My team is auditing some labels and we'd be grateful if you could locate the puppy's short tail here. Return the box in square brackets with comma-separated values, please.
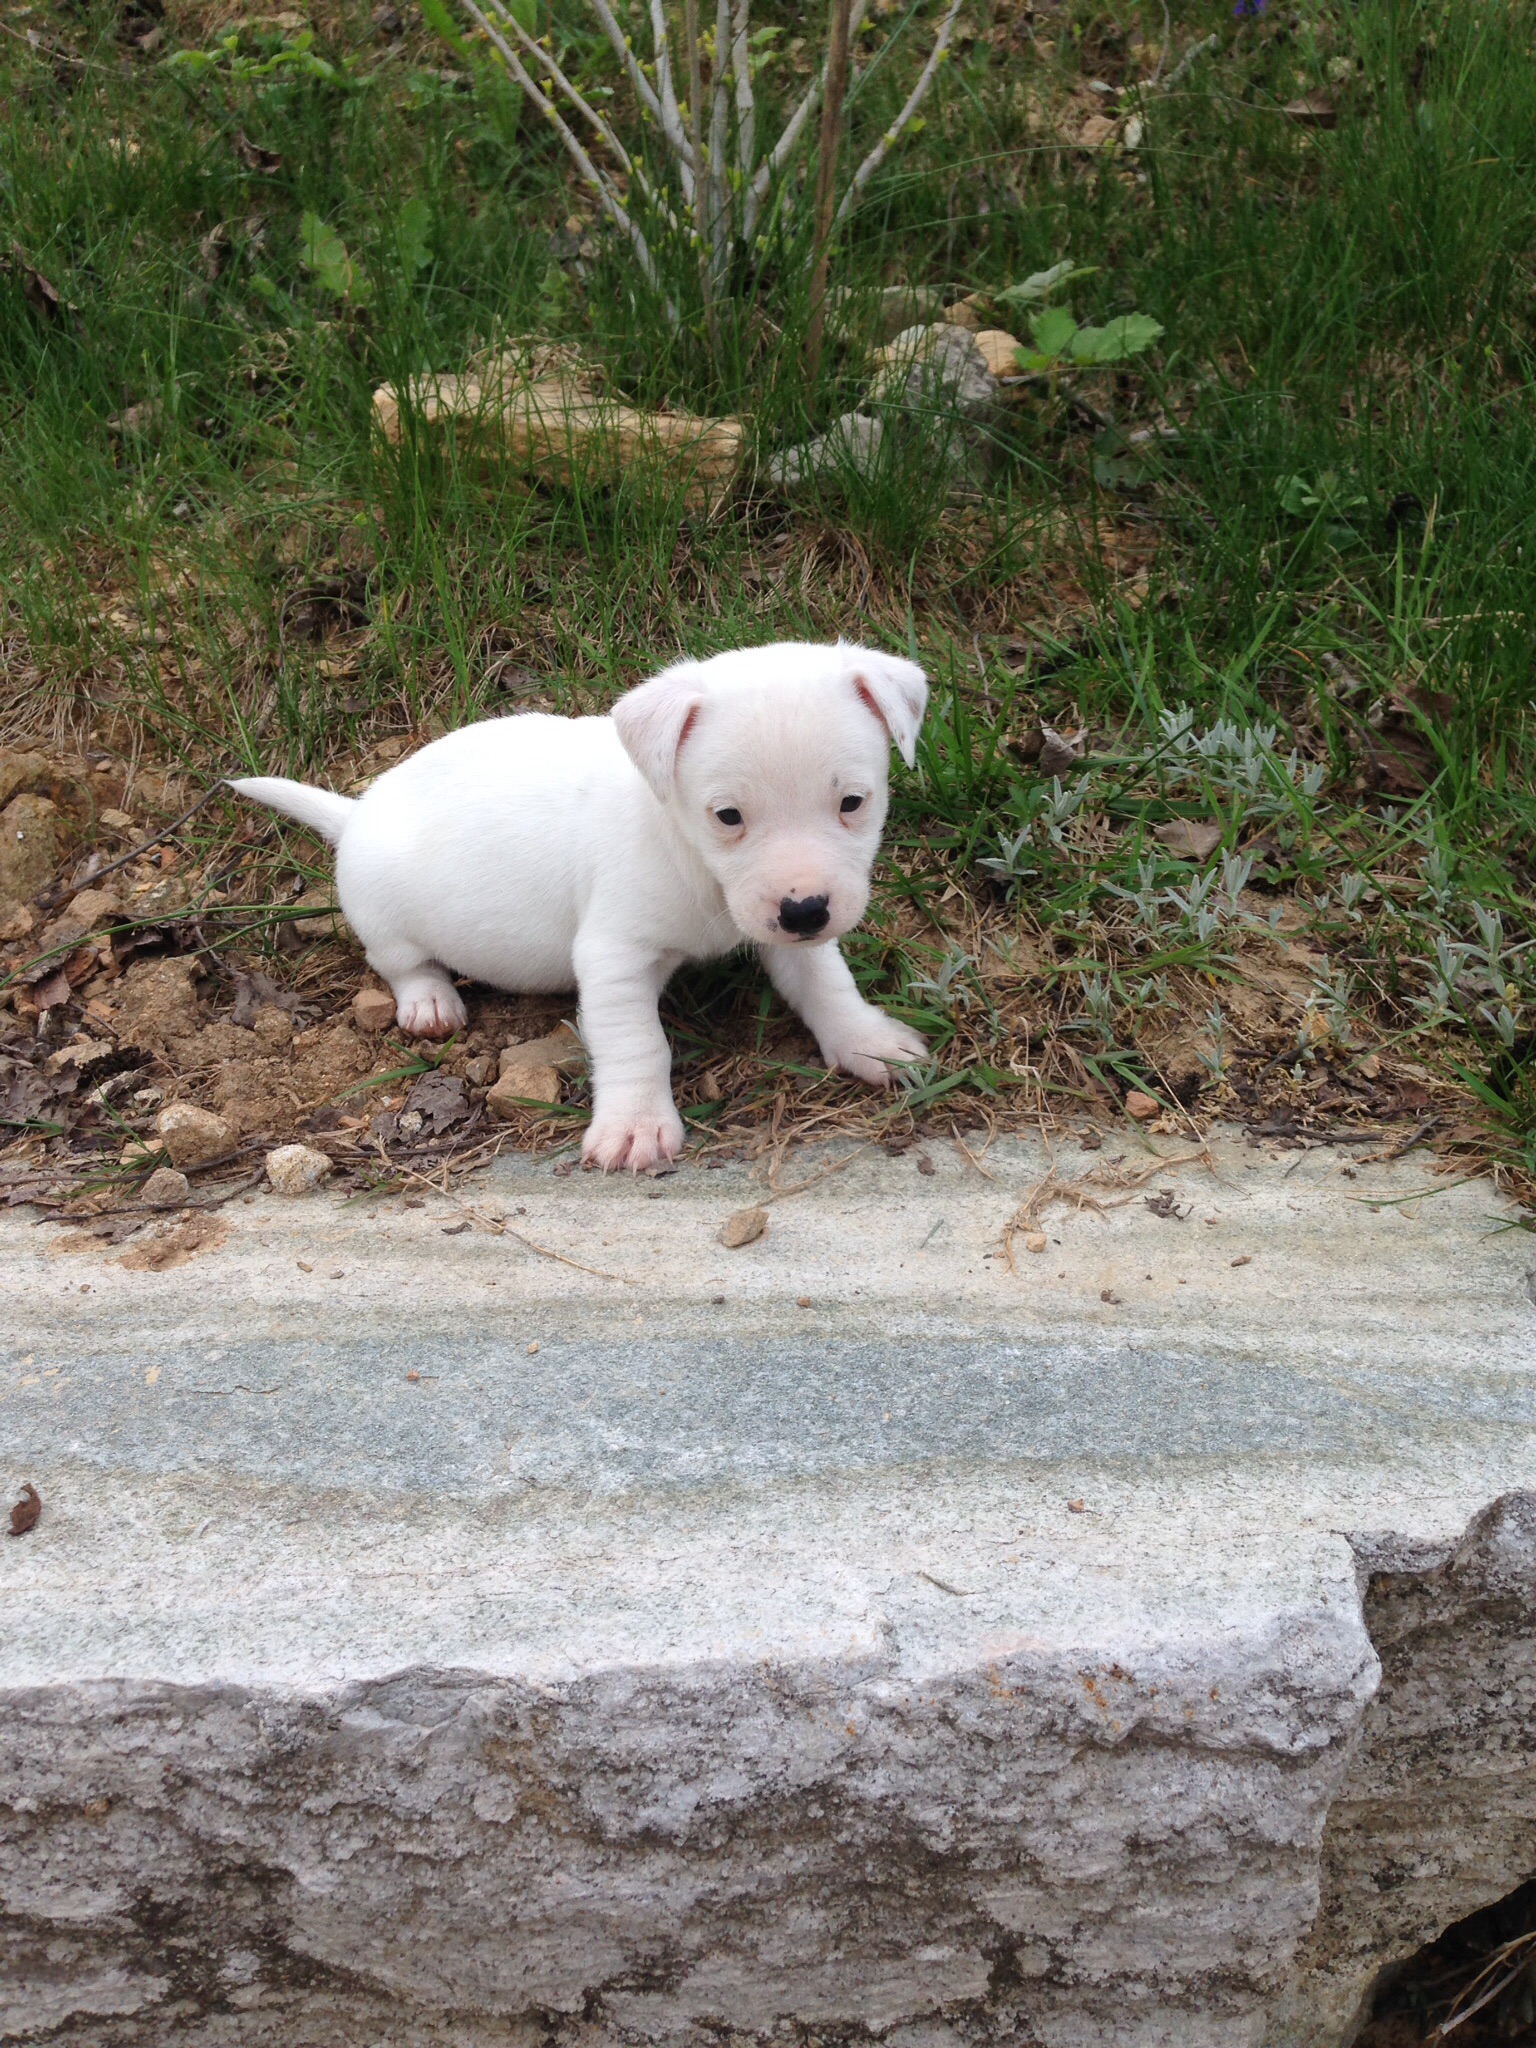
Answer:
[229, 776, 357, 845]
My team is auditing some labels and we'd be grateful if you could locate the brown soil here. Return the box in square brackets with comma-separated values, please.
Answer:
[0, 732, 1501, 1221]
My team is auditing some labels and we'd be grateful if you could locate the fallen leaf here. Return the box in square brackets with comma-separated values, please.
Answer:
[1038, 725, 1087, 776]
[1231, 1254, 1252, 1268]
[1153, 819, 1223, 861]
[719, 1205, 768, 1248]
[8, 1482, 42, 1537]
[31, 968, 73, 1010]
[442, 1221, 471, 1235]
[1282, 94, 1337, 127]
[916, 1153, 936, 1176]
[234, 130, 282, 173]
[1066, 1498, 1086, 1514]
[403, 1070, 469, 1135]
[1144, 1187, 1190, 1220]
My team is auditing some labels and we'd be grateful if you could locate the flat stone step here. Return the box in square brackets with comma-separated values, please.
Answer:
[4, 1130, 1534, 2047]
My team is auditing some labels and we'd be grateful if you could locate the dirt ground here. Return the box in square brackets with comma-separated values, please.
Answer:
[0, 730, 1485, 1222]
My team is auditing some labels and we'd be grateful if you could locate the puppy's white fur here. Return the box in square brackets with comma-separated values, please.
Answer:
[232, 639, 928, 1172]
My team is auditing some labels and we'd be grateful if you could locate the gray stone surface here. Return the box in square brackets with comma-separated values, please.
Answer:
[3, 1129, 1535, 2045]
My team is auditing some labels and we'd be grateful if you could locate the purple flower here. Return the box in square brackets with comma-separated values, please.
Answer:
[1233, 0, 1266, 14]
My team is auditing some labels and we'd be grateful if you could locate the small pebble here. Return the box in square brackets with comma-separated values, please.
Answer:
[352, 987, 397, 1034]
[266, 1143, 334, 1196]
[154, 1102, 233, 1169]
[719, 1205, 768, 1249]
[1124, 1090, 1159, 1122]
[141, 1167, 190, 1208]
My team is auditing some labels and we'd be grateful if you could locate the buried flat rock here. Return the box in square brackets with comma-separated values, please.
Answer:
[3, 1129, 1536, 2046]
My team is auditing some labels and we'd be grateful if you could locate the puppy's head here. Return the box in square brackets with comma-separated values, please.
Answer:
[612, 640, 926, 947]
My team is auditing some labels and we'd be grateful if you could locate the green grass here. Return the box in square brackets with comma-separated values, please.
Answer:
[3, 0, 1536, 1181]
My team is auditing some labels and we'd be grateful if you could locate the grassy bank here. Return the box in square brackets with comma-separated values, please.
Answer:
[3, 0, 1535, 1194]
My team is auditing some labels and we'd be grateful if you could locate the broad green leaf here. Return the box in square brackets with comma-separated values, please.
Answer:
[1068, 314, 1164, 364]
[996, 259, 1096, 310]
[395, 195, 433, 275]
[1029, 306, 1079, 359]
[299, 212, 370, 302]
[1277, 474, 1318, 516]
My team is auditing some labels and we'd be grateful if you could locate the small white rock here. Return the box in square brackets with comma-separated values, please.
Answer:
[265, 1143, 334, 1196]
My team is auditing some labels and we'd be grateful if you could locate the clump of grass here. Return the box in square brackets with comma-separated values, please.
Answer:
[2, 0, 1535, 1196]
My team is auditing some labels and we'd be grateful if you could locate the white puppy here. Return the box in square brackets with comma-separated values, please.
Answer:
[231, 639, 929, 1171]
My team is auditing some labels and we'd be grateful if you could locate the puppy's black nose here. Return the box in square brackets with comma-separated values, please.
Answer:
[778, 893, 830, 936]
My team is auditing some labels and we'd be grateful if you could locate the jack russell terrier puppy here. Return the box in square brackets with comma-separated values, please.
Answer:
[232, 638, 928, 1171]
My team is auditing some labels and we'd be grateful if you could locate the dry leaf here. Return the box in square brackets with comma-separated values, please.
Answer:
[719, 1205, 768, 1248]
[1153, 818, 1222, 861]
[8, 1482, 42, 1537]
[234, 131, 282, 173]
[1282, 95, 1337, 127]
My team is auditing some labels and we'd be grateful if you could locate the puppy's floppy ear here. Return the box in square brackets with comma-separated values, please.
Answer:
[612, 662, 707, 798]
[847, 647, 928, 768]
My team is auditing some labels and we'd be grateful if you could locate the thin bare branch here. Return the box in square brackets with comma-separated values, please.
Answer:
[709, 0, 732, 281]
[745, 0, 869, 237]
[460, 0, 669, 303]
[833, 0, 962, 227]
[730, 0, 756, 189]
[586, 0, 669, 132]
[648, 0, 695, 191]
[805, 0, 854, 382]
[481, 0, 638, 181]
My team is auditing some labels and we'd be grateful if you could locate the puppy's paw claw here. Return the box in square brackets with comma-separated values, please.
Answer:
[825, 1014, 928, 1087]
[395, 986, 468, 1039]
[583, 1105, 686, 1174]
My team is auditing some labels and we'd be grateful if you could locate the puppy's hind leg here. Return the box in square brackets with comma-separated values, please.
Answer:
[365, 939, 467, 1040]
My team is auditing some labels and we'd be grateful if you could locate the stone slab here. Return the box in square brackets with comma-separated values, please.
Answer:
[3, 1129, 1535, 2046]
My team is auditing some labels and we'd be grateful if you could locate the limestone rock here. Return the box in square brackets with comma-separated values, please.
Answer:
[869, 324, 1000, 420]
[353, 987, 397, 1033]
[765, 411, 885, 490]
[498, 1024, 585, 1079]
[0, 793, 62, 910]
[265, 1142, 334, 1195]
[971, 327, 1027, 382]
[154, 1103, 234, 1169]
[372, 356, 744, 517]
[141, 1167, 190, 1207]
[487, 1064, 561, 1117]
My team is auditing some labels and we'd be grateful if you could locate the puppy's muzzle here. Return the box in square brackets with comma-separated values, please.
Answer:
[778, 893, 831, 938]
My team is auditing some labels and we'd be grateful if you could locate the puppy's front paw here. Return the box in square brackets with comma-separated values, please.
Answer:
[822, 1009, 928, 1087]
[394, 979, 468, 1040]
[583, 1101, 686, 1174]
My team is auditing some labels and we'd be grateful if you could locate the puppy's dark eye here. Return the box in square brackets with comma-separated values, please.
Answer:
[715, 807, 743, 827]
[840, 794, 865, 814]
